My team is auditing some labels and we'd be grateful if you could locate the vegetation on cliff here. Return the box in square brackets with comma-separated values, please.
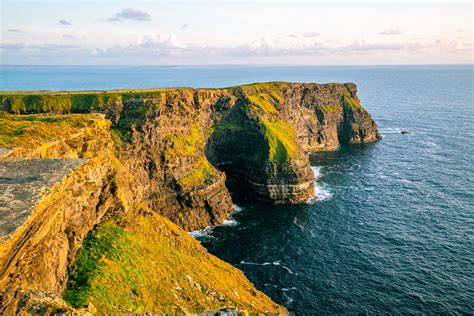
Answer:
[241, 85, 299, 164]
[1, 93, 106, 114]
[163, 122, 202, 160]
[343, 91, 364, 110]
[319, 104, 342, 113]
[260, 118, 298, 164]
[63, 205, 285, 314]
[0, 112, 108, 156]
[178, 157, 217, 190]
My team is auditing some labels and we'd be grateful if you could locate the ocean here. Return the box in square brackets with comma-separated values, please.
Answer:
[1, 64, 473, 314]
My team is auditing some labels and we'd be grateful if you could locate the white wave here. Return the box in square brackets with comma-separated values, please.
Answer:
[307, 166, 332, 204]
[232, 204, 244, 213]
[292, 217, 305, 230]
[314, 185, 333, 202]
[307, 166, 333, 203]
[379, 127, 402, 134]
[189, 226, 214, 238]
[311, 166, 321, 179]
[240, 260, 296, 275]
[283, 292, 294, 305]
[189, 204, 244, 239]
[220, 204, 243, 226]
[273, 261, 296, 275]
[222, 219, 238, 226]
[379, 127, 414, 137]
[240, 260, 261, 266]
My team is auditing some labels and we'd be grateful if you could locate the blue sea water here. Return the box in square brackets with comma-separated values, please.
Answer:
[1, 65, 473, 314]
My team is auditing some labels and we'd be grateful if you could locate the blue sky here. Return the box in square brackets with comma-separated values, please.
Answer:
[1, 1, 472, 65]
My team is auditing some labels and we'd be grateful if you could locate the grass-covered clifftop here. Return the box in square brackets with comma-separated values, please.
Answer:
[63, 205, 286, 314]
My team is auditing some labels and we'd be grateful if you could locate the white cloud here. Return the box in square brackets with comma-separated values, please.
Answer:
[380, 29, 402, 35]
[59, 20, 73, 26]
[1, 34, 471, 64]
[288, 32, 320, 39]
[137, 34, 185, 49]
[303, 32, 320, 38]
[89, 34, 186, 58]
[107, 8, 151, 22]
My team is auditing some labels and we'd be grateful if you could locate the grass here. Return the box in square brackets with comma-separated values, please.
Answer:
[343, 92, 364, 110]
[0, 112, 100, 148]
[260, 118, 298, 164]
[247, 93, 279, 114]
[229, 81, 290, 92]
[178, 157, 217, 190]
[0, 91, 156, 114]
[211, 120, 243, 134]
[319, 104, 341, 113]
[63, 205, 285, 314]
[109, 128, 128, 150]
[232, 85, 299, 165]
[163, 123, 202, 160]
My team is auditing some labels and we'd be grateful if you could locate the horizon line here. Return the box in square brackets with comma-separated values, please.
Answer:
[1, 63, 473, 67]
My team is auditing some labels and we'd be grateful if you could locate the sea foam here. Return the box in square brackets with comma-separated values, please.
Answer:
[240, 260, 296, 275]
[189, 204, 245, 238]
[307, 166, 333, 203]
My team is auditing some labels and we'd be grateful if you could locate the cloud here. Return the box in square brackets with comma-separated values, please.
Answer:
[8, 29, 24, 33]
[107, 8, 151, 22]
[1, 34, 471, 64]
[59, 19, 73, 26]
[106, 17, 121, 22]
[91, 34, 185, 58]
[380, 29, 402, 35]
[138, 34, 185, 49]
[0, 43, 81, 50]
[0, 43, 84, 60]
[181, 24, 189, 29]
[303, 32, 320, 38]
[288, 32, 320, 39]
[221, 38, 330, 57]
[338, 40, 404, 51]
[62, 34, 76, 39]
[335, 39, 467, 55]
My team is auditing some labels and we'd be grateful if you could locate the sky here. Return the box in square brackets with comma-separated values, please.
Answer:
[0, 0, 472, 65]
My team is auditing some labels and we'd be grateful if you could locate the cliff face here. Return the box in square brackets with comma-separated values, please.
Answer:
[0, 113, 284, 314]
[62, 82, 377, 230]
[0, 114, 135, 314]
[0, 82, 380, 314]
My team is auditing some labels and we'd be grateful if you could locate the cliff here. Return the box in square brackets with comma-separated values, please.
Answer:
[0, 82, 380, 314]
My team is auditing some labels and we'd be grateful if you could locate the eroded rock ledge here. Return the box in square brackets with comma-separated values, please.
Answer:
[0, 82, 380, 314]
